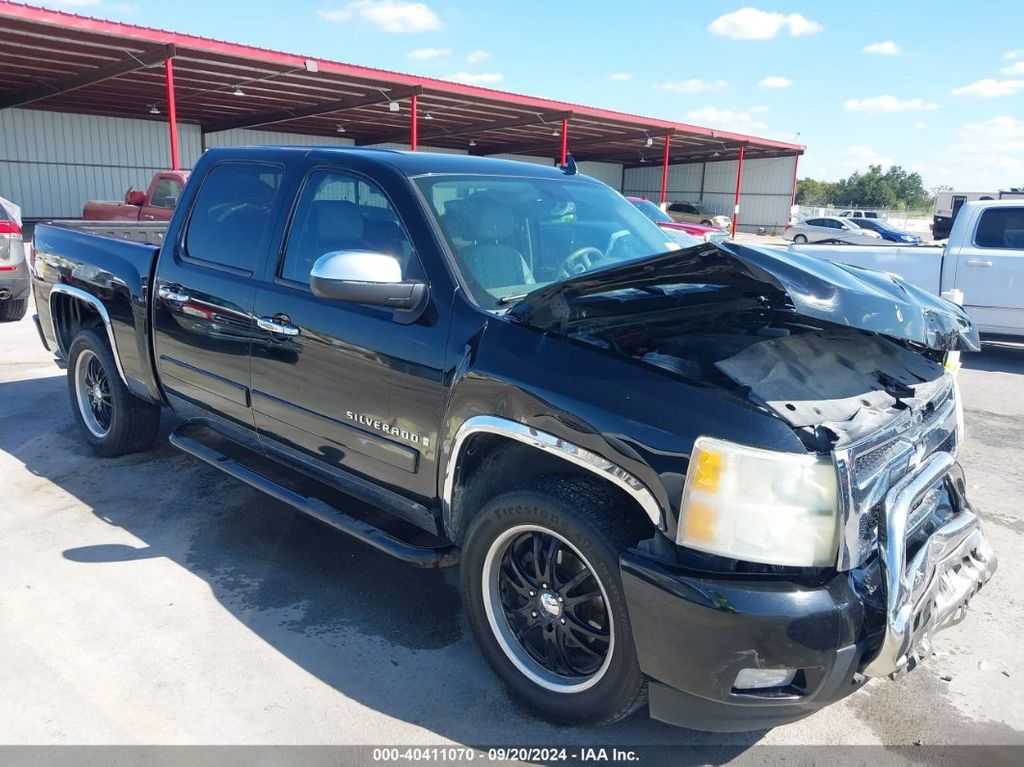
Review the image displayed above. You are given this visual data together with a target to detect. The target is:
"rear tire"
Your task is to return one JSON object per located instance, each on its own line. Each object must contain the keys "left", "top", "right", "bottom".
{"left": 461, "top": 474, "right": 649, "bottom": 726}
{"left": 67, "top": 328, "right": 161, "bottom": 457}
{"left": 700, "top": 219, "right": 713, "bottom": 227}
{"left": 793, "top": 234, "right": 808, "bottom": 243}
{"left": 0, "top": 298, "right": 27, "bottom": 322}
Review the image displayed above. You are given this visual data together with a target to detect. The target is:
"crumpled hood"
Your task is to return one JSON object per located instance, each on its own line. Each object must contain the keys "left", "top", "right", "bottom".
{"left": 510, "top": 242, "right": 980, "bottom": 352}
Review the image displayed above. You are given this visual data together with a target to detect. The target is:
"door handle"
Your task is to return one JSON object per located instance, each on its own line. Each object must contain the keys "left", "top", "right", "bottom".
{"left": 966, "top": 259, "right": 993, "bottom": 267}
{"left": 158, "top": 284, "right": 190, "bottom": 302}
{"left": 256, "top": 314, "right": 300, "bottom": 337}
{"left": 142, "top": 214, "right": 156, "bottom": 220}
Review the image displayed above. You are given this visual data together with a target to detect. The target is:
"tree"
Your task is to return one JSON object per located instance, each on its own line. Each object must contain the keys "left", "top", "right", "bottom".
{"left": 796, "top": 164, "right": 933, "bottom": 209}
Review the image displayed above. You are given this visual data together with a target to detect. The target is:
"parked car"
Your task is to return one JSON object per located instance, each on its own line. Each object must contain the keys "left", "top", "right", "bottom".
{"left": 627, "top": 197, "right": 729, "bottom": 245}
{"left": 784, "top": 216, "right": 883, "bottom": 244}
{"left": 837, "top": 210, "right": 880, "bottom": 220}
{"left": 790, "top": 199, "right": 1024, "bottom": 338}
{"left": 842, "top": 217, "right": 922, "bottom": 244}
{"left": 31, "top": 147, "right": 995, "bottom": 731}
{"left": 82, "top": 170, "right": 190, "bottom": 222}
{"left": 665, "top": 200, "right": 731, "bottom": 230}
{"left": 0, "top": 195, "right": 29, "bottom": 322}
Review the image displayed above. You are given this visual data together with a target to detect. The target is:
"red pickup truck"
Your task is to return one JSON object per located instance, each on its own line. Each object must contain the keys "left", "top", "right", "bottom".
{"left": 82, "top": 171, "right": 190, "bottom": 222}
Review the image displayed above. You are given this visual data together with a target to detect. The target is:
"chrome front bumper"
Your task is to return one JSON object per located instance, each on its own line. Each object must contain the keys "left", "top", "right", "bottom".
{"left": 862, "top": 451, "right": 997, "bottom": 678}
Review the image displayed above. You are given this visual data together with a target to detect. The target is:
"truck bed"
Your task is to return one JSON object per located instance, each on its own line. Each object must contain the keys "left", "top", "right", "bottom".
{"left": 40, "top": 219, "right": 168, "bottom": 245}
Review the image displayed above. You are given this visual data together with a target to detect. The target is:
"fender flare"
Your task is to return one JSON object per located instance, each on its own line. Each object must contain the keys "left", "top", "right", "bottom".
{"left": 48, "top": 283, "right": 130, "bottom": 388}
{"left": 442, "top": 415, "right": 664, "bottom": 531}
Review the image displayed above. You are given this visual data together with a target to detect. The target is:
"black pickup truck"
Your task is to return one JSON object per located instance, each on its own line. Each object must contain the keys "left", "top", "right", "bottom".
{"left": 31, "top": 147, "right": 996, "bottom": 731}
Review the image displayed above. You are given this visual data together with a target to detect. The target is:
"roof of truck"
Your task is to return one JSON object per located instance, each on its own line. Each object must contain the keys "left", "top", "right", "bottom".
{"left": 206, "top": 145, "right": 586, "bottom": 180}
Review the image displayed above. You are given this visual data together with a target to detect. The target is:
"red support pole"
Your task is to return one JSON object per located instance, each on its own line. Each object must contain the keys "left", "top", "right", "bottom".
{"left": 659, "top": 134, "right": 671, "bottom": 205}
{"left": 731, "top": 145, "right": 745, "bottom": 239}
{"left": 789, "top": 154, "right": 800, "bottom": 207}
{"left": 559, "top": 118, "right": 568, "bottom": 166}
{"left": 410, "top": 93, "right": 418, "bottom": 151}
{"left": 164, "top": 58, "right": 180, "bottom": 170}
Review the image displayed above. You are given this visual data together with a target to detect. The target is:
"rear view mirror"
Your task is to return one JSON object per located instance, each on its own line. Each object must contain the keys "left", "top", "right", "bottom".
{"left": 310, "top": 250, "right": 428, "bottom": 319}
{"left": 125, "top": 189, "right": 146, "bottom": 206}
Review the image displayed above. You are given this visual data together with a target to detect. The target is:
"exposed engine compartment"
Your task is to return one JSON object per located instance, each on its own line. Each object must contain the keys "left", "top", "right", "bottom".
{"left": 568, "top": 293, "right": 949, "bottom": 450}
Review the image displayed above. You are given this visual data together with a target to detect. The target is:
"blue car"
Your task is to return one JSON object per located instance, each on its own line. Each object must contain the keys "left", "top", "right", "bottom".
{"left": 849, "top": 217, "right": 922, "bottom": 244}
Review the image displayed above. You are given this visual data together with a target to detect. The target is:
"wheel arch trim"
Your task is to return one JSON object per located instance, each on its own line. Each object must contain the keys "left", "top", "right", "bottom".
{"left": 442, "top": 415, "right": 664, "bottom": 530}
{"left": 48, "top": 284, "right": 130, "bottom": 388}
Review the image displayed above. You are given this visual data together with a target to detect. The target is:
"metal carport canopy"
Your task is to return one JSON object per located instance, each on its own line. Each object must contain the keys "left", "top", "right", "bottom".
{"left": 0, "top": 1, "right": 803, "bottom": 171}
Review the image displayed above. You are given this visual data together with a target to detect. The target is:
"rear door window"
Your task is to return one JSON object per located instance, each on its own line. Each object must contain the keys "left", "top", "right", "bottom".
{"left": 975, "top": 207, "right": 1024, "bottom": 249}
{"left": 185, "top": 162, "right": 284, "bottom": 272}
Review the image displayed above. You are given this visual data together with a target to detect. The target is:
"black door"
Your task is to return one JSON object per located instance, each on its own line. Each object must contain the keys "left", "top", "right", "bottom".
{"left": 249, "top": 168, "right": 449, "bottom": 504}
{"left": 152, "top": 161, "right": 286, "bottom": 429}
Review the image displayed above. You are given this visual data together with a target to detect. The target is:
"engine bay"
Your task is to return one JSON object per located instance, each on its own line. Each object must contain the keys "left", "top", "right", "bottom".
{"left": 568, "top": 292, "right": 949, "bottom": 450}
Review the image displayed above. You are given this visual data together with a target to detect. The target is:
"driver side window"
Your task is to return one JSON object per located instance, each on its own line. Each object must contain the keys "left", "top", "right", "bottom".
{"left": 279, "top": 170, "right": 414, "bottom": 285}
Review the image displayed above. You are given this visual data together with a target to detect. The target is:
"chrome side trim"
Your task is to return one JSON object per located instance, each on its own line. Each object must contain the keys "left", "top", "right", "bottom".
{"left": 862, "top": 451, "right": 997, "bottom": 677}
{"left": 48, "top": 284, "right": 130, "bottom": 388}
{"left": 442, "top": 415, "right": 663, "bottom": 530}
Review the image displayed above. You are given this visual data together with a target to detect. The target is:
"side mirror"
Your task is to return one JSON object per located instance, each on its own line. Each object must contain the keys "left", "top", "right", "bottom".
{"left": 310, "top": 250, "right": 427, "bottom": 317}
{"left": 125, "top": 189, "right": 146, "bottom": 206}
{"left": 165, "top": 196, "right": 178, "bottom": 209}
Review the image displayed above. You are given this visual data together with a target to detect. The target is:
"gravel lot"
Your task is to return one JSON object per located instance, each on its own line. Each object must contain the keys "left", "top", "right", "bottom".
{"left": 1, "top": 305, "right": 1022, "bottom": 751}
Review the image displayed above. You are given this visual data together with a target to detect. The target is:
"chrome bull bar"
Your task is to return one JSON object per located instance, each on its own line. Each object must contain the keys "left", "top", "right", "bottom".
{"left": 862, "top": 451, "right": 997, "bottom": 678}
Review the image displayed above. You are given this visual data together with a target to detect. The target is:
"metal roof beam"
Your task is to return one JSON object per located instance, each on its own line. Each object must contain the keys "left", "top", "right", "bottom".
{"left": 473, "top": 127, "right": 675, "bottom": 157}
{"left": 0, "top": 42, "right": 175, "bottom": 109}
{"left": 201, "top": 84, "right": 423, "bottom": 134}
{"left": 357, "top": 108, "right": 574, "bottom": 146}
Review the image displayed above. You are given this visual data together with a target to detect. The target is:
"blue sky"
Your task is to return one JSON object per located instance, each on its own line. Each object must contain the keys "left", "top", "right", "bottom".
{"left": 40, "top": 0, "right": 1024, "bottom": 189}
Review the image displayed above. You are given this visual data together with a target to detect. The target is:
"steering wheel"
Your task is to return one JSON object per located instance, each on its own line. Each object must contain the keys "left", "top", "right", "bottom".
{"left": 559, "top": 247, "right": 605, "bottom": 279}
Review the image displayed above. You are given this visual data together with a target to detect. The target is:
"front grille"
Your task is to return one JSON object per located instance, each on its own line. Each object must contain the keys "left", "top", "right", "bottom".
{"left": 834, "top": 379, "right": 959, "bottom": 570}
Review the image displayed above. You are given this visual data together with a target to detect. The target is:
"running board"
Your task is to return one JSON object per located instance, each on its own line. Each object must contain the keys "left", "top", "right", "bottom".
{"left": 169, "top": 427, "right": 458, "bottom": 569}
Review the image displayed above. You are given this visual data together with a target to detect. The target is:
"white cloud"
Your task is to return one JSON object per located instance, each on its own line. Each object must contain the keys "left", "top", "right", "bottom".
{"left": 843, "top": 94, "right": 938, "bottom": 113}
{"left": 1004, "top": 49, "right": 1024, "bottom": 60}
{"left": 685, "top": 106, "right": 767, "bottom": 132}
{"left": 862, "top": 40, "right": 901, "bottom": 56}
{"left": 914, "top": 121, "right": 927, "bottom": 129}
{"left": 46, "top": 0, "right": 138, "bottom": 12}
{"left": 999, "top": 61, "right": 1024, "bottom": 76}
{"left": 946, "top": 116, "right": 1024, "bottom": 178}
{"left": 609, "top": 72, "right": 633, "bottom": 81}
{"left": 707, "top": 8, "right": 822, "bottom": 40}
{"left": 656, "top": 78, "right": 728, "bottom": 94}
{"left": 847, "top": 145, "right": 893, "bottom": 167}
{"left": 749, "top": 105, "right": 770, "bottom": 113}
{"left": 759, "top": 76, "right": 792, "bottom": 89}
{"left": 466, "top": 49, "right": 491, "bottom": 63}
{"left": 318, "top": 1, "right": 443, "bottom": 34}
{"left": 445, "top": 72, "right": 504, "bottom": 85}
{"left": 406, "top": 47, "right": 450, "bottom": 59}
{"left": 951, "top": 78, "right": 1024, "bottom": 97}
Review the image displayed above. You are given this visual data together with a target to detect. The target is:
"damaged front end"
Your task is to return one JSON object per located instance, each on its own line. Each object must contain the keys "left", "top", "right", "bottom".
{"left": 512, "top": 241, "right": 996, "bottom": 691}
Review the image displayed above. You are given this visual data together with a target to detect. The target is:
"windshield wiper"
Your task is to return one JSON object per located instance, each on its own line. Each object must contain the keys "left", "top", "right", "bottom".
{"left": 496, "top": 292, "right": 530, "bottom": 305}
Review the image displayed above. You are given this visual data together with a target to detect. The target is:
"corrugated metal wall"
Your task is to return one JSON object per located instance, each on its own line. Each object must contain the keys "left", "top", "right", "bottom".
{"left": 1, "top": 108, "right": 627, "bottom": 217}
{"left": 623, "top": 155, "right": 796, "bottom": 232}
{"left": 0, "top": 108, "right": 202, "bottom": 218}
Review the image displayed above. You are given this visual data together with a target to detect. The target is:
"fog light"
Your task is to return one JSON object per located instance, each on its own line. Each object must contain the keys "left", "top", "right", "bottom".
{"left": 734, "top": 668, "right": 796, "bottom": 691}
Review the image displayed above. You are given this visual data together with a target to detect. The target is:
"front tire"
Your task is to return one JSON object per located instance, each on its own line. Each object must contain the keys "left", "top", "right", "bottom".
{"left": 67, "top": 328, "right": 161, "bottom": 457}
{"left": 0, "top": 298, "right": 27, "bottom": 322}
{"left": 461, "top": 475, "right": 648, "bottom": 725}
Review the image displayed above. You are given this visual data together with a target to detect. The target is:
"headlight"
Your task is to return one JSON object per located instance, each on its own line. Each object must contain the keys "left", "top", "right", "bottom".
{"left": 678, "top": 436, "right": 840, "bottom": 567}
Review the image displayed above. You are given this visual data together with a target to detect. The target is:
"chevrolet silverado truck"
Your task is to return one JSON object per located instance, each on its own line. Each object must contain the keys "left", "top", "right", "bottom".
{"left": 31, "top": 147, "right": 996, "bottom": 731}
{"left": 82, "top": 170, "right": 190, "bottom": 222}
{"left": 790, "top": 200, "right": 1024, "bottom": 340}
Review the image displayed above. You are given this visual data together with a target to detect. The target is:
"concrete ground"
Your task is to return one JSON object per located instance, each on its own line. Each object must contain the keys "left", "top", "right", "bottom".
{"left": 0, "top": 306, "right": 1022, "bottom": 750}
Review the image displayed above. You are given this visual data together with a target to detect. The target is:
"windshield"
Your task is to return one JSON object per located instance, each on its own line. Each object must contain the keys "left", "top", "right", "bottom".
{"left": 416, "top": 175, "right": 677, "bottom": 308}
{"left": 630, "top": 198, "right": 674, "bottom": 224}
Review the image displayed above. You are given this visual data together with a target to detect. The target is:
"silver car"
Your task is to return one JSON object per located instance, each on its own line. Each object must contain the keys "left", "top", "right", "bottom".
{"left": 0, "top": 195, "right": 29, "bottom": 322}
{"left": 783, "top": 215, "right": 883, "bottom": 245}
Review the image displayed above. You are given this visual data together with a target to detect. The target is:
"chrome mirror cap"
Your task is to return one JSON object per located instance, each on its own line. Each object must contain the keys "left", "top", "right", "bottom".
{"left": 309, "top": 250, "right": 427, "bottom": 320}
{"left": 310, "top": 250, "right": 403, "bottom": 284}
